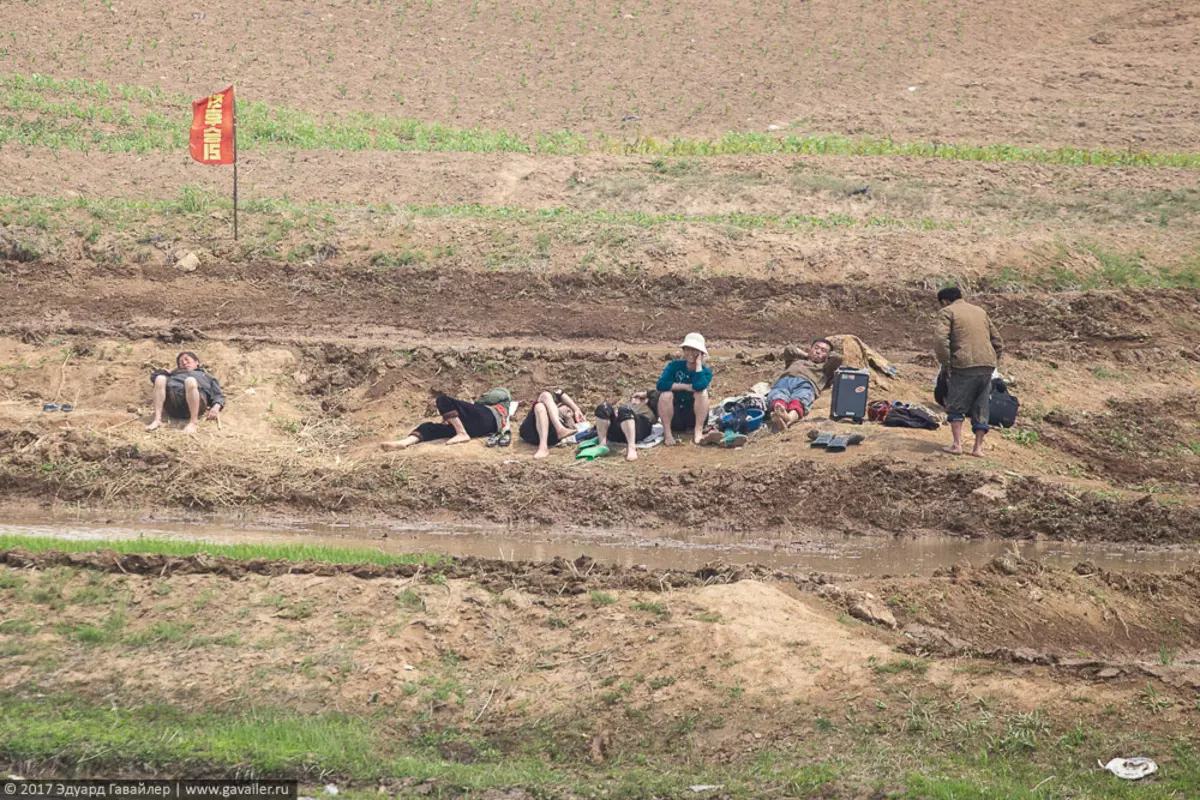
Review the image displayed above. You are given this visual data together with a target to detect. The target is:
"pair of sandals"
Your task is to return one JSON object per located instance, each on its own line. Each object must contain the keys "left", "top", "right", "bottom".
{"left": 808, "top": 429, "right": 866, "bottom": 453}
{"left": 43, "top": 403, "right": 74, "bottom": 412}
{"left": 486, "top": 430, "right": 512, "bottom": 447}
{"left": 700, "top": 428, "right": 748, "bottom": 448}
{"left": 575, "top": 436, "right": 610, "bottom": 461}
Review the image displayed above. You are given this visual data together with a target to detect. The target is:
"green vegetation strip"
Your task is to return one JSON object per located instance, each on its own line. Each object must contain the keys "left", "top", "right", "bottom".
{"left": 0, "top": 534, "right": 443, "bottom": 567}
{"left": 3, "top": 72, "right": 1198, "bottom": 168}
{"left": 0, "top": 191, "right": 959, "bottom": 232}
{"left": 1, "top": 693, "right": 1199, "bottom": 798}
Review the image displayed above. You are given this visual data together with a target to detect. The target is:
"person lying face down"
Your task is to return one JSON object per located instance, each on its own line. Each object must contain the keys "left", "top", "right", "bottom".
{"left": 381, "top": 390, "right": 511, "bottom": 450}
{"left": 519, "top": 388, "right": 586, "bottom": 459}
{"left": 767, "top": 338, "right": 840, "bottom": 432}
{"left": 593, "top": 390, "right": 660, "bottom": 462}
{"left": 656, "top": 333, "right": 713, "bottom": 446}
{"left": 146, "top": 351, "right": 226, "bottom": 434}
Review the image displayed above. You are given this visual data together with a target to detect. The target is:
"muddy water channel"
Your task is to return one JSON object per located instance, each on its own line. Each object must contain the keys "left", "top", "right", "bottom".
{"left": 2, "top": 515, "right": 1197, "bottom": 575}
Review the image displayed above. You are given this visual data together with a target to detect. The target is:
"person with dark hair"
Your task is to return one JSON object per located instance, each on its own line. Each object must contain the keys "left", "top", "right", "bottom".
{"left": 934, "top": 287, "right": 1003, "bottom": 457}
{"left": 519, "top": 388, "right": 586, "bottom": 459}
{"left": 381, "top": 389, "right": 512, "bottom": 449}
{"left": 594, "top": 390, "right": 659, "bottom": 461}
{"left": 147, "top": 351, "right": 226, "bottom": 434}
{"left": 767, "top": 338, "right": 841, "bottom": 432}
{"left": 936, "top": 286, "right": 964, "bottom": 304}
{"left": 657, "top": 333, "right": 713, "bottom": 445}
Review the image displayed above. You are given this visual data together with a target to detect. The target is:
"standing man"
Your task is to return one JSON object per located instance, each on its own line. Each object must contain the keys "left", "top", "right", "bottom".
{"left": 657, "top": 333, "right": 713, "bottom": 446}
{"left": 146, "top": 351, "right": 226, "bottom": 434}
{"left": 934, "top": 287, "right": 1003, "bottom": 457}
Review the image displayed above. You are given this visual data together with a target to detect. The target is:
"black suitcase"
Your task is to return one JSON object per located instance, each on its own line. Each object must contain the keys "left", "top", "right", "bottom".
{"left": 830, "top": 367, "right": 870, "bottom": 422}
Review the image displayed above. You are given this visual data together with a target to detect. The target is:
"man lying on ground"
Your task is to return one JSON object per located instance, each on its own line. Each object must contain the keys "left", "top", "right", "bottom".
{"left": 656, "top": 333, "right": 713, "bottom": 446}
{"left": 519, "top": 388, "right": 586, "bottom": 459}
{"left": 767, "top": 338, "right": 839, "bottom": 433}
{"left": 381, "top": 389, "right": 511, "bottom": 449}
{"left": 147, "top": 351, "right": 226, "bottom": 434}
{"left": 595, "top": 390, "right": 660, "bottom": 462}
{"left": 934, "top": 287, "right": 1003, "bottom": 457}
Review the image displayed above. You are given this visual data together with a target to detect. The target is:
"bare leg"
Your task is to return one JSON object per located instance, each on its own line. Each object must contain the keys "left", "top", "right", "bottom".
{"left": 596, "top": 417, "right": 611, "bottom": 447}
{"left": 658, "top": 392, "right": 676, "bottom": 445}
{"left": 445, "top": 416, "right": 471, "bottom": 445}
{"left": 943, "top": 420, "right": 964, "bottom": 455}
{"left": 621, "top": 419, "right": 638, "bottom": 461}
{"left": 381, "top": 434, "right": 421, "bottom": 451}
{"left": 533, "top": 401, "right": 552, "bottom": 459}
{"left": 183, "top": 376, "right": 201, "bottom": 434}
{"left": 692, "top": 390, "right": 710, "bottom": 444}
{"left": 146, "top": 375, "right": 167, "bottom": 431}
{"left": 970, "top": 429, "right": 987, "bottom": 458}
{"left": 539, "top": 391, "right": 574, "bottom": 439}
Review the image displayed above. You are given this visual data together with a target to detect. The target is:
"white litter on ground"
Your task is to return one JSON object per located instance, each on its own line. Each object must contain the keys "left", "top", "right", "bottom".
{"left": 1099, "top": 757, "right": 1157, "bottom": 780}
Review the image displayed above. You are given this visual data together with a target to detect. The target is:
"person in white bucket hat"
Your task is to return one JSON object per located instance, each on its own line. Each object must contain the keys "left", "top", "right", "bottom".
{"left": 656, "top": 332, "right": 713, "bottom": 445}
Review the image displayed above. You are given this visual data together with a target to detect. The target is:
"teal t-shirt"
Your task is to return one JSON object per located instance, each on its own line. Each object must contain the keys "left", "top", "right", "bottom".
{"left": 656, "top": 360, "right": 713, "bottom": 408}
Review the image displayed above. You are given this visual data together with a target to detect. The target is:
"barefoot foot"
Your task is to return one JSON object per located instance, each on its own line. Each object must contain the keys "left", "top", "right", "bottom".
{"left": 969, "top": 448, "right": 985, "bottom": 458}
{"left": 626, "top": 448, "right": 638, "bottom": 462}
{"left": 533, "top": 448, "right": 550, "bottom": 459}
{"left": 445, "top": 433, "right": 471, "bottom": 445}
{"left": 183, "top": 422, "right": 198, "bottom": 434}
{"left": 941, "top": 445, "right": 962, "bottom": 455}
{"left": 145, "top": 420, "right": 161, "bottom": 431}
{"left": 381, "top": 440, "right": 412, "bottom": 451}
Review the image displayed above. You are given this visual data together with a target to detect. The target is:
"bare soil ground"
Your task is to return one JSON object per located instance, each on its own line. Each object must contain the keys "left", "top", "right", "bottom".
{"left": 4, "top": 0, "right": 1200, "bottom": 792}
{"left": 8, "top": 0, "right": 1200, "bottom": 150}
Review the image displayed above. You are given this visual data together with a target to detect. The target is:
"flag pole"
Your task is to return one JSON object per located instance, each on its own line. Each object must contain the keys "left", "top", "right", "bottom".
{"left": 232, "top": 86, "right": 239, "bottom": 241}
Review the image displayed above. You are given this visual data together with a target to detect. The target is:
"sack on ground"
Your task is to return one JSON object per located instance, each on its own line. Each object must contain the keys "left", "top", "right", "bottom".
{"left": 882, "top": 402, "right": 941, "bottom": 430}
{"left": 478, "top": 388, "right": 512, "bottom": 406}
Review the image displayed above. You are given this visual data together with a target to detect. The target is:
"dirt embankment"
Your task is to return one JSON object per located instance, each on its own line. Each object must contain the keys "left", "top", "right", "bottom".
{"left": 2, "top": 329, "right": 1200, "bottom": 541}
{"left": 4, "top": 250, "right": 1200, "bottom": 349}
{"left": 3, "top": 548, "right": 1198, "bottom": 776}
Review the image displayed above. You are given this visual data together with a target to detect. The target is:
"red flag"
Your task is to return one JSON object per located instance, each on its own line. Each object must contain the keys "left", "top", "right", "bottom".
{"left": 189, "top": 86, "right": 235, "bottom": 165}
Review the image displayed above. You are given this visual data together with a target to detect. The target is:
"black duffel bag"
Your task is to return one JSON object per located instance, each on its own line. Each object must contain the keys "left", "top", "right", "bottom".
{"left": 934, "top": 371, "right": 1019, "bottom": 428}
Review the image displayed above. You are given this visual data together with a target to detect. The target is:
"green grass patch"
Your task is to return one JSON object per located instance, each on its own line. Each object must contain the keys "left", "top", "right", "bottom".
{"left": 4, "top": 72, "right": 1199, "bottom": 167}
{"left": 986, "top": 243, "right": 1200, "bottom": 292}
{"left": 125, "top": 621, "right": 194, "bottom": 647}
{"left": 871, "top": 657, "right": 930, "bottom": 676}
{"left": 396, "top": 589, "right": 426, "bottom": 612}
{"left": 57, "top": 605, "right": 126, "bottom": 646}
{"left": 0, "top": 192, "right": 961, "bottom": 236}
{"left": 0, "top": 534, "right": 443, "bottom": 568}
{"left": 1, "top": 690, "right": 1199, "bottom": 796}
{"left": 630, "top": 600, "right": 670, "bottom": 618}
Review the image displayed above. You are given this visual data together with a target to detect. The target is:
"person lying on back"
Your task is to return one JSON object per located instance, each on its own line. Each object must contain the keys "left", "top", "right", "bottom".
{"left": 146, "top": 351, "right": 226, "bottom": 434}
{"left": 519, "top": 388, "right": 586, "bottom": 459}
{"left": 767, "top": 338, "right": 840, "bottom": 432}
{"left": 381, "top": 389, "right": 511, "bottom": 449}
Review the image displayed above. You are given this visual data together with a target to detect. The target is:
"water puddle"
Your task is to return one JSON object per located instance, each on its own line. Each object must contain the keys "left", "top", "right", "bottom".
{"left": 1, "top": 515, "right": 1196, "bottom": 576}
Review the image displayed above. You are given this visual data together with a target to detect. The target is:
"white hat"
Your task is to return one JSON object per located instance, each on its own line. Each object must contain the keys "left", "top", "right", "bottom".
{"left": 680, "top": 332, "right": 708, "bottom": 355}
